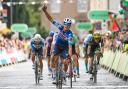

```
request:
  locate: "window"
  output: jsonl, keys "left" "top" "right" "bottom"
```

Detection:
{"left": 50, "top": 0, "right": 61, "bottom": 13}
{"left": 77, "top": 0, "right": 88, "bottom": 13}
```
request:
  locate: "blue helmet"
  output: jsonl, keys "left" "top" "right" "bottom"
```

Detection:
{"left": 64, "top": 18, "right": 72, "bottom": 26}
{"left": 49, "top": 31, "right": 54, "bottom": 37}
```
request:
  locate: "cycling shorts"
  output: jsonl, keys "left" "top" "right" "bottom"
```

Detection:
{"left": 52, "top": 46, "right": 68, "bottom": 59}
{"left": 31, "top": 46, "right": 43, "bottom": 56}
{"left": 47, "top": 47, "right": 51, "bottom": 57}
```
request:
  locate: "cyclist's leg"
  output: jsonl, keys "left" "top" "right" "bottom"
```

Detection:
{"left": 88, "top": 52, "right": 94, "bottom": 74}
{"left": 38, "top": 48, "right": 44, "bottom": 75}
{"left": 72, "top": 54, "right": 77, "bottom": 75}
{"left": 50, "top": 47, "right": 59, "bottom": 81}
{"left": 61, "top": 50, "right": 69, "bottom": 73}
{"left": 61, "top": 50, "right": 69, "bottom": 84}
{"left": 47, "top": 47, "right": 52, "bottom": 75}
{"left": 97, "top": 52, "right": 103, "bottom": 65}
{"left": 84, "top": 45, "right": 89, "bottom": 72}
{"left": 76, "top": 54, "right": 80, "bottom": 77}
{"left": 31, "top": 47, "right": 36, "bottom": 68}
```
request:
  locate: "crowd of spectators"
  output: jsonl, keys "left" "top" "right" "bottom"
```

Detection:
{"left": 0, "top": 35, "right": 30, "bottom": 54}
{"left": 103, "top": 30, "right": 128, "bottom": 53}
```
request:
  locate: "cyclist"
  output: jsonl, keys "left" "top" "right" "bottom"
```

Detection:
{"left": 30, "top": 34, "right": 44, "bottom": 80}
{"left": 42, "top": 5, "right": 73, "bottom": 83}
{"left": 88, "top": 32, "right": 103, "bottom": 74}
{"left": 83, "top": 30, "right": 93, "bottom": 73}
{"left": 123, "top": 31, "right": 128, "bottom": 53}
{"left": 71, "top": 33, "right": 80, "bottom": 78}
{"left": 45, "top": 31, "right": 54, "bottom": 76}
{"left": 51, "top": 32, "right": 59, "bottom": 52}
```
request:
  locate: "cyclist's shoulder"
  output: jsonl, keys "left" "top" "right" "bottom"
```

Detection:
{"left": 46, "top": 36, "right": 51, "bottom": 41}
{"left": 41, "top": 38, "right": 45, "bottom": 43}
{"left": 30, "top": 38, "right": 35, "bottom": 43}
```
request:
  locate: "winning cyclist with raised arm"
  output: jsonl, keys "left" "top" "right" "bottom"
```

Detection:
{"left": 42, "top": 5, "right": 73, "bottom": 83}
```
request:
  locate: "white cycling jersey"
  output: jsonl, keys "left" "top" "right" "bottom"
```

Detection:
{"left": 83, "top": 34, "right": 93, "bottom": 46}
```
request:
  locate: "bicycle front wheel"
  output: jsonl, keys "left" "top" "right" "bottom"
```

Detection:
{"left": 35, "top": 62, "right": 39, "bottom": 84}
{"left": 70, "top": 61, "right": 73, "bottom": 88}
{"left": 93, "top": 60, "right": 97, "bottom": 83}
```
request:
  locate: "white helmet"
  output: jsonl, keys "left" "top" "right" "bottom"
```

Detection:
{"left": 63, "top": 18, "right": 72, "bottom": 26}
{"left": 34, "top": 34, "right": 42, "bottom": 42}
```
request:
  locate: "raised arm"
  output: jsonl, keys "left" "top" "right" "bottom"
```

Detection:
{"left": 42, "top": 5, "right": 53, "bottom": 22}
{"left": 42, "top": 5, "right": 63, "bottom": 30}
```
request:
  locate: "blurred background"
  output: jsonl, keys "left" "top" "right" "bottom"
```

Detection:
{"left": 0, "top": 0, "right": 126, "bottom": 40}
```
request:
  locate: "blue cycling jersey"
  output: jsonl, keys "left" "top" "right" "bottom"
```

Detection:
{"left": 30, "top": 38, "right": 44, "bottom": 49}
{"left": 52, "top": 20, "right": 73, "bottom": 49}
{"left": 46, "top": 36, "right": 53, "bottom": 48}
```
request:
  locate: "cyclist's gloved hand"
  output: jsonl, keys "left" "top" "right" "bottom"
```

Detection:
{"left": 42, "top": 4, "right": 47, "bottom": 11}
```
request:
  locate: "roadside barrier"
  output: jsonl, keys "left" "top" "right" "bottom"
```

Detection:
{"left": 0, "top": 48, "right": 27, "bottom": 67}
{"left": 100, "top": 50, "right": 128, "bottom": 80}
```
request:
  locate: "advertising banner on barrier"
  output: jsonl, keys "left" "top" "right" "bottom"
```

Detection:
{"left": 0, "top": 48, "right": 26, "bottom": 66}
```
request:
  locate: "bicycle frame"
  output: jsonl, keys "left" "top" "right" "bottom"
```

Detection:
{"left": 56, "top": 56, "right": 63, "bottom": 89}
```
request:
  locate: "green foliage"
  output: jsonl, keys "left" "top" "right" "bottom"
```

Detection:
{"left": 119, "top": 9, "right": 125, "bottom": 14}
{"left": 37, "top": 26, "right": 49, "bottom": 39}
{"left": 23, "top": 0, "right": 49, "bottom": 38}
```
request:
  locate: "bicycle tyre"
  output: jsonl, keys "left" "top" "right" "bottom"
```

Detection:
{"left": 58, "top": 73, "right": 62, "bottom": 89}
{"left": 35, "top": 62, "right": 38, "bottom": 84}
{"left": 93, "top": 60, "right": 97, "bottom": 83}
{"left": 56, "top": 65, "right": 59, "bottom": 88}
{"left": 70, "top": 61, "right": 72, "bottom": 88}
{"left": 38, "top": 67, "right": 40, "bottom": 84}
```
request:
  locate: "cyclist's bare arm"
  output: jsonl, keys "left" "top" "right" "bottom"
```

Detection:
{"left": 69, "top": 46, "right": 72, "bottom": 57}
{"left": 76, "top": 45, "right": 80, "bottom": 56}
{"left": 42, "top": 5, "right": 53, "bottom": 22}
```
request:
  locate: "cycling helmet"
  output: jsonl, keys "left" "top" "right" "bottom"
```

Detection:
{"left": 34, "top": 34, "right": 42, "bottom": 42}
{"left": 93, "top": 32, "right": 101, "bottom": 41}
{"left": 49, "top": 31, "right": 54, "bottom": 37}
{"left": 63, "top": 18, "right": 72, "bottom": 26}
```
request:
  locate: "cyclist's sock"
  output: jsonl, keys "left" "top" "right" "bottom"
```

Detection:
{"left": 62, "top": 71, "right": 66, "bottom": 78}
{"left": 48, "top": 67, "right": 52, "bottom": 73}
{"left": 73, "top": 67, "right": 77, "bottom": 73}
{"left": 52, "top": 68, "right": 56, "bottom": 79}
{"left": 97, "top": 60, "right": 99, "bottom": 65}
{"left": 77, "top": 66, "right": 79, "bottom": 74}
{"left": 85, "top": 63, "right": 88, "bottom": 71}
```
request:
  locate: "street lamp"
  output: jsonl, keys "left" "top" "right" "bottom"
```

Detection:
{"left": 10, "top": 0, "right": 13, "bottom": 25}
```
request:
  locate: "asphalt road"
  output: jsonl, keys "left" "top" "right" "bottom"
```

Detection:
{"left": 0, "top": 59, "right": 127, "bottom": 89}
